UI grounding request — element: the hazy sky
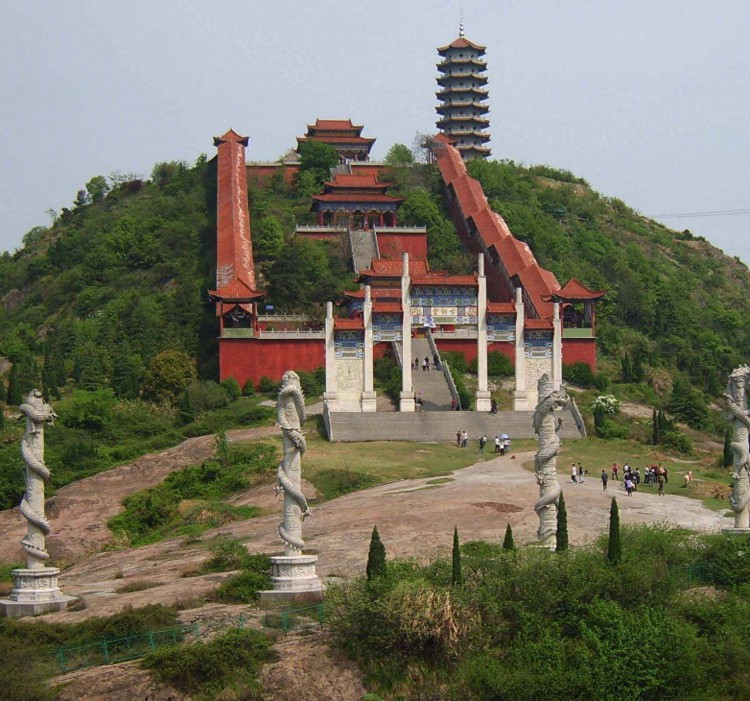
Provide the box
[1,1,748,264]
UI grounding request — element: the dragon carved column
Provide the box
[532,374,586,549]
[19,389,57,568]
[275,371,311,555]
[725,365,750,529]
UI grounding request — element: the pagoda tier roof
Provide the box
[437,36,487,54]
[345,287,401,299]
[412,275,478,286]
[487,302,516,314]
[373,301,403,313]
[437,73,488,85]
[525,319,554,330]
[443,130,490,142]
[213,129,249,147]
[437,58,487,70]
[436,102,490,114]
[311,193,402,204]
[359,258,432,278]
[334,318,364,330]
[551,278,606,301]
[437,114,490,124]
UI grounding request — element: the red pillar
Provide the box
[317,211,324,225]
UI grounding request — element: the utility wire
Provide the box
[651,208,750,219]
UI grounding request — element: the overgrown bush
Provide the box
[441,351,468,374]
[220,376,241,401]
[213,555,272,603]
[179,380,229,422]
[258,376,278,395]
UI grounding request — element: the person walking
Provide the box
[625,474,634,496]
[424,356,430,372]
[571,463,577,483]
[456,430,461,447]
[494,436,501,453]
[490,397,498,414]
[612,463,619,481]
[433,353,440,371]
[601,469,609,491]
[461,430,468,448]
[578,462,584,483]
[657,471,666,496]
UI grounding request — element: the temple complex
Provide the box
[311,173,402,229]
[436,24,491,160]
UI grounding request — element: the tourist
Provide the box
[433,353,440,370]
[578,462,584,483]
[479,435,487,453]
[490,397,498,414]
[625,474,634,496]
[634,468,640,489]
[499,438,506,456]
[461,430,468,448]
[413,358,419,371]
[504,436,511,453]
[423,357,429,372]
[684,470,693,487]
[657,470,666,496]
[450,398,457,411]
[601,469,609,491]
[571,463,577,483]
[456,430,461,447]
[494,436,501,453]
[612,463,619,481]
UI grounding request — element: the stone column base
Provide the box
[399,391,415,412]
[722,527,750,536]
[476,391,492,412]
[361,391,377,413]
[259,555,323,605]
[323,393,338,413]
[0,567,77,618]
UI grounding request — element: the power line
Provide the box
[651,208,750,219]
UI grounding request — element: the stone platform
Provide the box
[259,554,323,605]
[0,567,77,618]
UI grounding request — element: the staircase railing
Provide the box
[391,340,403,369]
[425,329,461,410]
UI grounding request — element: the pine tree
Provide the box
[502,523,515,551]
[631,351,645,382]
[608,497,622,565]
[452,526,462,586]
[652,407,660,445]
[556,492,568,552]
[366,526,386,580]
[621,352,633,382]
[7,364,22,405]
[723,428,734,468]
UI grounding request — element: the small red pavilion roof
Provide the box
[358,258,431,278]
[373,302,403,313]
[308,119,363,133]
[553,279,606,301]
[208,278,264,302]
[298,135,375,145]
[525,319,554,330]
[345,287,401,299]
[323,174,386,190]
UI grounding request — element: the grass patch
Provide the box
[116,579,162,594]
[142,627,274,699]
[426,477,454,485]
[108,439,277,546]
[212,554,273,604]
[199,537,268,574]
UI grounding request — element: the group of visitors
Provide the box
[570,462,585,483]
[413,355,440,372]
[454,431,511,455]
[605,462,670,496]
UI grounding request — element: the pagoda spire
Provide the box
[459,8,464,38]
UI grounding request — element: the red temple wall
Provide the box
[376,232,427,260]
[220,338,324,386]
[246,164,299,187]
[562,338,597,372]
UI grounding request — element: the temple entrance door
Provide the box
[383,211,395,227]
[352,211,365,230]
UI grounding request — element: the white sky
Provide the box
[1,0,748,264]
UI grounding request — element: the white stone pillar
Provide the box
[399,252,415,412]
[552,302,562,391]
[323,301,337,412]
[513,287,528,411]
[475,254,491,411]
[361,286,377,412]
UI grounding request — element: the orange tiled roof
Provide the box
[373,302,403,313]
[345,288,401,299]
[554,278,606,301]
[359,258,431,278]
[334,318,364,330]
[298,135,375,145]
[525,319,554,330]
[323,174,385,189]
[437,36,486,53]
[487,302,516,314]
[412,275,477,286]
[308,119,362,132]
[208,278,264,302]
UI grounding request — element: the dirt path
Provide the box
[0,425,278,565]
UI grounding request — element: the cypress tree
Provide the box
[0,376,5,402]
[631,351,645,382]
[452,526,462,586]
[366,525,386,580]
[7,364,22,405]
[621,352,633,382]
[555,492,569,552]
[608,497,622,565]
[723,428,733,468]
[502,523,515,551]
[0,405,4,431]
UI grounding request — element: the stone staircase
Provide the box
[410,337,453,410]
[325,407,582,442]
[349,229,379,273]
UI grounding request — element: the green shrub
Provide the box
[242,379,256,396]
[213,557,272,603]
[374,356,401,400]
[663,430,693,455]
[220,377,241,401]
[258,376,278,395]
[180,380,229,419]
[143,627,272,695]
[296,368,324,398]
[60,388,117,430]
[366,526,387,581]
[563,361,596,387]
[200,538,260,573]
[441,351,468,374]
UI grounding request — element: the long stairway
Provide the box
[410,337,453,410]
[350,229,379,273]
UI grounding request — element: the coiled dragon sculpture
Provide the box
[532,374,586,548]
[275,371,311,554]
[18,389,57,565]
[725,365,750,528]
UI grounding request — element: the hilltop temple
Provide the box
[209,31,604,414]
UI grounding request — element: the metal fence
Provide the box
[49,604,325,674]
